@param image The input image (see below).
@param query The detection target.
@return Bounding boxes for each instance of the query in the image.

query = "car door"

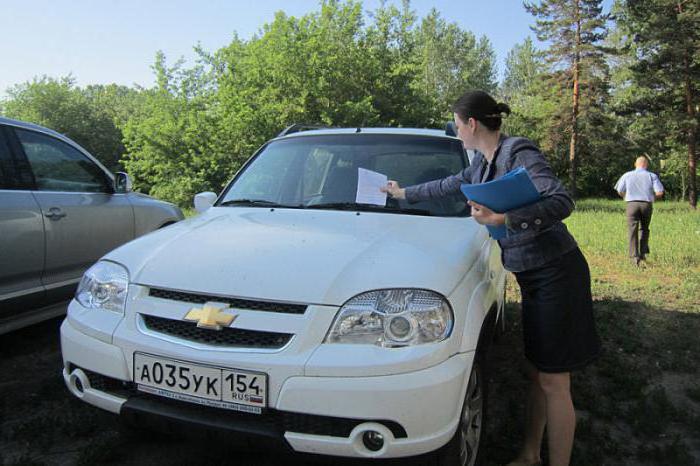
[0,125,46,319]
[11,127,135,304]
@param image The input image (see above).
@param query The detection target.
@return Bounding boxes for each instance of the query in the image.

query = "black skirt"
[514,247,601,373]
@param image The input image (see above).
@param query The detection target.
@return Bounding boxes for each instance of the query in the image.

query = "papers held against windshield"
[356,168,388,206]
[460,167,541,240]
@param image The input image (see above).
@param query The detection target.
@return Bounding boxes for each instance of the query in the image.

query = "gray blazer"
[405,135,578,272]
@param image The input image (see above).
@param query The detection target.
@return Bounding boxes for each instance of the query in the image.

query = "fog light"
[362,430,384,452]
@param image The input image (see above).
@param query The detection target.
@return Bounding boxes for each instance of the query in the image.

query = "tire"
[433,357,487,466]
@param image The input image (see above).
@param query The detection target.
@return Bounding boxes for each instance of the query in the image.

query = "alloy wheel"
[458,363,483,466]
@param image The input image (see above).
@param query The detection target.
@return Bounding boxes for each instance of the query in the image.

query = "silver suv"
[0,117,184,334]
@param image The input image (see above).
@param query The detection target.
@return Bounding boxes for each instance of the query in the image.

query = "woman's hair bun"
[496,102,511,115]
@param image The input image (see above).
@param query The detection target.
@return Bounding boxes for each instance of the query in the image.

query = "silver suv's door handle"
[44,207,67,220]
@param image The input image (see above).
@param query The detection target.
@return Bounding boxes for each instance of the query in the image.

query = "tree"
[500,37,555,147]
[502,37,543,99]
[120,50,232,206]
[525,0,609,197]
[1,76,126,170]
[614,0,699,207]
[411,8,497,126]
[2,1,503,207]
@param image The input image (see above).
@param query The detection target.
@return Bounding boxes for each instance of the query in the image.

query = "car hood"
[105,207,487,306]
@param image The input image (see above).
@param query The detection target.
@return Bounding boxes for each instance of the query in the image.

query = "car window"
[302,148,334,199]
[15,129,112,193]
[0,126,36,190]
[0,128,11,189]
[220,134,469,217]
[225,142,298,202]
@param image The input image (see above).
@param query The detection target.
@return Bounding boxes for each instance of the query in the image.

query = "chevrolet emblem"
[183,302,236,330]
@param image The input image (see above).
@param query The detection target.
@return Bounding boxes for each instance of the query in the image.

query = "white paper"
[356,168,388,206]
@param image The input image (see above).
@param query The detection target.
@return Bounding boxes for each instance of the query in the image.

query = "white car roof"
[275,127,458,141]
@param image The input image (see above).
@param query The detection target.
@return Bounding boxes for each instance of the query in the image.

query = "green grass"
[569,199,700,268]
[566,199,700,312]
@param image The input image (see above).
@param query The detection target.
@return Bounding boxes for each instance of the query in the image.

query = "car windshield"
[219,133,470,217]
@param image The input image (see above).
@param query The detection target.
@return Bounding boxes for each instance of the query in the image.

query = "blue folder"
[460,166,541,240]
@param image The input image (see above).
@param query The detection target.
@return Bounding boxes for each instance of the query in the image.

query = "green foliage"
[501,38,562,153]
[611,0,699,205]
[121,0,498,206]
[523,0,610,196]
[410,8,497,125]
[120,50,233,206]
[0,76,128,170]
[0,1,695,208]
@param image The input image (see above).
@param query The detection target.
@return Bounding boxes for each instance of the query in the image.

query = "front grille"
[141,314,293,349]
[148,287,307,315]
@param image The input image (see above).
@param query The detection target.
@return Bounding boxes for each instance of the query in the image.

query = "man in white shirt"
[614,156,665,266]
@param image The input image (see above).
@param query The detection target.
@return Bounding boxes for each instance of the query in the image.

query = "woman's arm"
[398,165,474,204]
[505,148,574,233]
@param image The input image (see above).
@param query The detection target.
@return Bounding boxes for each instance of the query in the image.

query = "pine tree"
[616,0,699,207]
[525,0,608,197]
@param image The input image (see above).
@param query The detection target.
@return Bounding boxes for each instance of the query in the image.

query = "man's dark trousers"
[626,201,653,259]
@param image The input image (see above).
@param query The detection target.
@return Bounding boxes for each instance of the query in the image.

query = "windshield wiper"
[306,202,432,216]
[219,199,298,208]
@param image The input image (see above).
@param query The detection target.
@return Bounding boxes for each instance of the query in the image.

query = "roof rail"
[277,124,326,137]
[445,121,457,137]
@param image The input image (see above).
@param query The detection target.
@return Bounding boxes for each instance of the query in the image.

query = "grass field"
[568,199,700,312]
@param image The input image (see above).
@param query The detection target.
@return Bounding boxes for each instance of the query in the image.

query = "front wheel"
[434,358,486,466]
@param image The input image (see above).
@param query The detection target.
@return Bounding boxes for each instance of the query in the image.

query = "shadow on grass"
[2,304,699,466]
[483,298,700,466]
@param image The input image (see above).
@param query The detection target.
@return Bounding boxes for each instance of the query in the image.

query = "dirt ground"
[1,302,699,466]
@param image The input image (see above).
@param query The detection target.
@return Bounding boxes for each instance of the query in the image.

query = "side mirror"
[115,172,132,193]
[194,192,217,213]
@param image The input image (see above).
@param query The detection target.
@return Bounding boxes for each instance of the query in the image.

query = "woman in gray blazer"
[382,90,600,466]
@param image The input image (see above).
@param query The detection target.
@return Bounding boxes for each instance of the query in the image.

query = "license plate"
[133,353,267,414]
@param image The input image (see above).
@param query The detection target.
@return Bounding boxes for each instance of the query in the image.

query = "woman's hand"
[381,180,406,200]
[468,200,505,226]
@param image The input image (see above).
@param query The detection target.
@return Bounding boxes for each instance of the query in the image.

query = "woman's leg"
[538,371,575,466]
[517,362,546,463]
[511,365,575,466]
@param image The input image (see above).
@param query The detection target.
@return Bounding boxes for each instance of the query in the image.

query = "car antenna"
[355,127,361,133]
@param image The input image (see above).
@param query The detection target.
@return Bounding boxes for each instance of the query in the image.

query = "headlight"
[75,261,129,313]
[325,289,453,347]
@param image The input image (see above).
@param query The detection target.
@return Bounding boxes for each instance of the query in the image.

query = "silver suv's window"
[0,130,11,189]
[220,134,469,217]
[16,129,111,193]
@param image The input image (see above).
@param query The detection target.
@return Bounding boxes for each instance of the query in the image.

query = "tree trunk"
[569,0,581,198]
[684,53,697,209]
[679,2,697,208]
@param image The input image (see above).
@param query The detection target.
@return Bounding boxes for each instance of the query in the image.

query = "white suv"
[60,126,506,466]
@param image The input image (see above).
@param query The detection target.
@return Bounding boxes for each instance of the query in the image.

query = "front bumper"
[61,318,473,459]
